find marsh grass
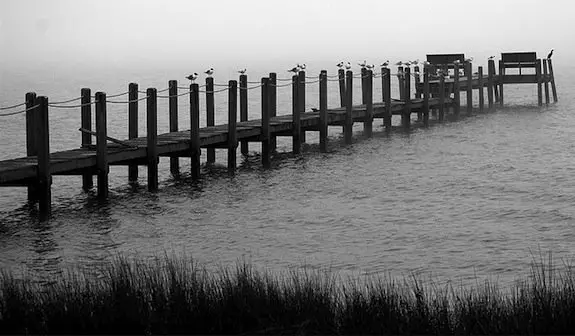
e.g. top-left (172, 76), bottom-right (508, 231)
top-left (1, 253), bottom-right (575, 334)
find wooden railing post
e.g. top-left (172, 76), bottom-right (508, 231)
top-left (438, 74), bottom-right (445, 122)
top-left (25, 92), bottom-right (38, 201)
top-left (146, 88), bottom-right (158, 192)
top-left (36, 96), bottom-right (51, 218)
top-left (261, 77), bottom-right (270, 168)
top-left (95, 92), bottom-right (108, 199)
top-left (498, 60), bottom-right (504, 106)
top-left (338, 68), bottom-right (346, 107)
top-left (345, 70), bottom-right (353, 144)
top-left (206, 77), bottom-right (215, 164)
top-left (365, 69), bottom-right (373, 137)
top-left (361, 67), bottom-right (367, 105)
top-left (402, 67), bottom-right (411, 128)
top-left (542, 59), bottom-right (550, 105)
top-left (79, 88), bottom-right (93, 191)
top-left (190, 84), bottom-right (201, 180)
top-left (548, 59), bottom-right (558, 102)
top-left (168, 80), bottom-right (179, 177)
top-left (397, 66), bottom-right (405, 100)
top-left (298, 70), bottom-right (306, 143)
top-left (478, 66), bottom-right (484, 112)
top-left (466, 61), bottom-right (473, 113)
top-left (414, 65), bottom-right (421, 99)
top-left (269, 72), bottom-right (277, 153)
top-left (423, 66), bottom-right (430, 127)
top-left (453, 63), bottom-right (461, 116)
top-left (487, 61), bottom-right (494, 111)
top-left (239, 74), bottom-right (249, 155)
top-left (383, 67), bottom-right (392, 129)
top-left (536, 59), bottom-right (543, 106)
top-left (228, 80), bottom-right (238, 175)
top-left (319, 70), bottom-right (328, 152)
top-left (128, 83), bottom-right (139, 182)
top-left (292, 75), bottom-right (301, 155)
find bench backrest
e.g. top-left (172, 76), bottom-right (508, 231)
top-left (501, 52), bottom-right (537, 68)
top-left (426, 53), bottom-right (465, 68)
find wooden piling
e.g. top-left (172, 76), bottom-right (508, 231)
top-left (168, 80), bottom-right (179, 177)
top-left (383, 67), bottom-right (392, 129)
top-left (345, 70), bottom-right (353, 144)
top-left (338, 69), bottom-right (345, 107)
top-left (466, 61), bottom-right (473, 113)
top-left (190, 84), bottom-right (201, 180)
top-left (498, 60), bottom-right (504, 106)
top-left (365, 69), bottom-right (373, 137)
top-left (228, 80), bottom-right (238, 175)
top-left (488, 59), bottom-right (498, 103)
top-left (298, 71), bottom-right (306, 143)
top-left (438, 74), bottom-right (445, 122)
top-left (478, 66), bottom-right (484, 112)
top-left (397, 66), bottom-right (405, 100)
top-left (319, 70), bottom-right (328, 152)
top-left (361, 67), bottom-right (367, 105)
top-left (261, 77), bottom-right (271, 168)
top-left (414, 66), bottom-right (421, 99)
top-left (548, 59), bottom-right (558, 102)
top-left (239, 74), bottom-right (249, 155)
top-left (128, 83), bottom-right (139, 182)
top-left (146, 88), bottom-right (158, 192)
top-left (422, 66), bottom-right (430, 127)
top-left (487, 62), bottom-right (494, 111)
top-left (95, 92), bottom-right (108, 199)
top-left (269, 72), bottom-right (277, 153)
top-left (206, 77), bottom-right (215, 164)
top-left (78, 88), bottom-right (93, 191)
top-left (453, 63), bottom-right (461, 116)
top-left (536, 59), bottom-right (543, 107)
top-left (36, 96), bottom-right (51, 217)
top-left (25, 92), bottom-right (38, 201)
top-left (402, 67), bottom-right (411, 128)
top-left (292, 75), bottom-right (301, 154)
top-left (543, 59), bottom-right (550, 105)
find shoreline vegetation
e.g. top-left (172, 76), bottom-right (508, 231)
top-left (1, 253), bottom-right (575, 334)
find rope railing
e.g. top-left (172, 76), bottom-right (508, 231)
top-left (0, 104), bottom-right (39, 117)
top-left (50, 96), bottom-right (82, 105)
top-left (0, 101), bottom-right (27, 111)
top-left (105, 91), bottom-right (130, 99)
top-left (107, 96), bottom-right (149, 104)
top-left (49, 101), bottom-right (98, 109)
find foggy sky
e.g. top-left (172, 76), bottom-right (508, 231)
top-left (0, 0), bottom-right (573, 70)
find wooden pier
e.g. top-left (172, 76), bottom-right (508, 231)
top-left (0, 52), bottom-right (558, 218)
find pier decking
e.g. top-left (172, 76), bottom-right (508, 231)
top-left (0, 52), bottom-right (558, 218)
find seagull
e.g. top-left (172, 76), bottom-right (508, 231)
top-left (395, 61), bottom-right (403, 66)
top-left (288, 66), bottom-right (300, 74)
top-left (297, 63), bottom-right (307, 70)
top-left (204, 68), bottom-right (214, 76)
top-left (185, 73), bottom-right (199, 82)
top-left (547, 49), bottom-right (554, 59)
top-left (366, 64), bottom-right (375, 70)
top-left (345, 62), bottom-right (352, 70)
top-left (403, 61), bottom-right (412, 67)
top-left (488, 55), bottom-right (495, 60)
top-left (380, 60), bottom-right (390, 67)
top-left (422, 60), bottom-right (430, 66)
top-left (411, 59), bottom-right (419, 65)
top-left (358, 60), bottom-right (367, 68)
top-left (238, 68), bottom-right (247, 74)
top-left (336, 61), bottom-right (345, 69)
top-left (465, 57), bottom-right (474, 63)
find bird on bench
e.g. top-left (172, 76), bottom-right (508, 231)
top-left (547, 49), bottom-right (554, 59)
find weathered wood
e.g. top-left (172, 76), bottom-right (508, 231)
top-left (190, 84), bottom-right (201, 180)
top-left (548, 59), bottom-right (558, 102)
top-left (414, 66), bottom-right (421, 99)
top-left (466, 61), bottom-right (472, 113)
top-left (298, 71), bottom-right (306, 143)
top-left (397, 66), bottom-right (405, 100)
top-left (239, 74), bottom-right (249, 155)
top-left (498, 60), bottom-right (504, 105)
top-left (292, 75), bottom-right (301, 154)
top-left (206, 77), bottom-right (215, 164)
top-left (147, 88), bottom-right (158, 192)
top-left (168, 80), bottom-right (179, 176)
top-left (453, 63), bottom-right (460, 116)
top-left (95, 92), bottom-right (108, 199)
top-left (487, 61), bottom-right (494, 110)
top-left (438, 74), bottom-right (445, 122)
top-left (361, 67), bottom-right (367, 105)
top-left (36, 96), bottom-right (51, 217)
top-left (228, 80), bottom-right (238, 175)
top-left (383, 67), bottom-right (392, 129)
top-left (423, 66), bottom-right (430, 127)
top-left (79, 88), bottom-right (93, 191)
top-left (402, 67), bottom-right (411, 128)
top-left (261, 77), bottom-right (270, 168)
top-left (338, 68), bottom-right (345, 107)
top-left (537, 59), bottom-right (543, 106)
top-left (269, 72), bottom-right (277, 152)
top-left (79, 128), bottom-right (135, 148)
top-left (365, 69), bottom-right (373, 137)
top-left (478, 66), bottom-right (484, 112)
top-left (319, 70), bottom-right (328, 152)
top-left (25, 92), bottom-right (38, 201)
top-left (345, 70), bottom-right (353, 144)
top-left (128, 83), bottom-right (138, 182)
top-left (543, 59), bottom-right (550, 105)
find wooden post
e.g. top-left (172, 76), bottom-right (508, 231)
top-left (397, 66), bottom-right (405, 100)
top-left (319, 70), bottom-right (328, 152)
top-left (206, 77), bottom-right (215, 164)
top-left (190, 84), bottom-right (201, 180)
top-left (36, 96), bottom-right (51, 218)
top-left (79, 88), bottom-right (93, 191)
top-left (261, 77), bottom-right (270, 168)
top-left (478, 66), bottom-right (484, 112)
top-left (146, 88), bottom-right (158, 192)
top-left (365, 69), bottom-right (373, 137)
top-left (489, 60), bottom-right (499, 102)
top-left (548, 59), bottom-right (558, 102)
top-left (292, 75), bottom-right (301, 154)
top-left (423, 66), bottom-right (429, 127)
top-left (128, 83), bottom-right (139, 182)
top-left (383, 67), bottom-right (392, 129)
top-left (438, 74), bottom-right (445, 122)
top-left (402, 67), bottom-right (411, 128)
top-left (487, 62), bottom-right (494, 111)
top-left (239, 74), bottom-right (249, 155)
top-left (95, 92), bottom-right (108, 199)
top-left (228, 80), bottom-right (238, 175)
top-left (269, 72), bottom-right (277, 153)
top-left (298, 71), bottom-right (306, 143)
top-left (453, 63), bottom-right (461, 116)
top-left (345, 70), bottom-right (353, 144)
top-left (536, 59), bottom-right (543, 106)
top-left (414, 66), bottom-right (421, 98)
top-left (361, 67), bottom-right (367, 105)
top-left (25, 92), bottom-right (38, 201)
top-left (498, 60), bottom-right (504, 106)
top-left (338, 69), bottom-right (346, 107)
top-left (168, 80), bottom-right (179, 177)
top-left (542, 59), bottom-right (550, 105)
top-left (466, 61), bottom-right (472, 113)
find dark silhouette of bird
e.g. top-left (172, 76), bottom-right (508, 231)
top-left (337, 61), bottom-right (345, 69)
top-left (186, 73), bottom-right (199, 82)
top-left (488, 55), bottom-right (495, 60)
top-left (204, 68), bottom-right (214, 76)
top-left (288, 66), bottom-right (299, 74)
top-left (547, 49), bottom-right (554, 59)
top-left (358, 60), bottom-right (367, 68)
top-left (380, 60), bottom-right (390, 68)
top-left (345, 62), bottom-right (352, 70)
top-left (238, 68), bottom-right (247, 74)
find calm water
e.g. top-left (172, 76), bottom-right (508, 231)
top-left (1, 61), bottom-right (574, 287)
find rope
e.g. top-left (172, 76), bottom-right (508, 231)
top-left (276, 78), bottom-right (293, 82)
top-left (157, 90), bottom-right (193, 99)
top-left (0, 104), bottom-right (39, 116)
top-left (241, 83), bottom-right (264, 91)
top-left (269, 81), bottom-right (295, 88)
top-left (0, 101), bottom-right (27, 110)
top-left (47, 96), bottom-right (81, 105)
top-left (202, 86), bottom-right (229, 94)
top-left (49, 101), bottom-right (97, 108)
top-left (107, 96), bottom-right (149, 104)
top-left (105, 91), bottom-right (130, 99)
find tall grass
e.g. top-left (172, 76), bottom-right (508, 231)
top-left (1, 253), bottom-right (575, 334)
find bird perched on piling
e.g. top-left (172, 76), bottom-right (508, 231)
top-left (204, 68), bottom-right (214, 76)
top-left (288, 66), bottom-right (300, 74)
top-left (337, 61), bottom-right (345, 69)
top-left (297, 63), bottom-right (307, 70)
top-left (395, 61), bottom-right (403, 66)
top-left (238, 68), bottom-right (247, 75)
top-left (547, 49), bottom-right (554, 59)
top-left (366, 64), bottom-right (375, 70)
top-left (345, 62), bottom-right (352, 70)
top-left (380, 60), bottom-right (390, 68)
top-left (465, 57), bottom-right (474, 63)
top-left (186, 73), bottom-right (199, 83)
top-left (358, 60), bottom-right (367, 68)
top-left (488, 55), bottom-right (495, 60)
top-left (411, 59), bottom-right (419, 65)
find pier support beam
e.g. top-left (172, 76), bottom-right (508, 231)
top-left (95, 92), bottom-right (108, 199)
top-left (239, 74), bottom-right (249, 155)
top-left (25, 92), bottom-right (38, 201)
top-left (487, 62), bottom-right (494, 111)
top-left (128, 83), bottom-right (139, 182)
top-left (402, 67), bottom-right (411, 128)
top-left (543, 59), bottom-right (550, 105)
top-left (344, 70), bottom-right (353, 144)
top-left (147, 88), bottom-right (158, 192)
top-left (536, 59), bottom-right (543, 107)
top-left (382, 67), bottom-right (392, 130)
top-left (206, 77), bottom-right (215, 165)
top-left (169, 80), bottom-right (179, 177)
top-left (338, 69), bottom-right (345, 107)
top-left (478, 66), bottom-right (484, 112)
top-left (319, 70), bottom-right (328, 152)
top-left (80, 88), bottom-right (93, 191)
top-left (292, 75), bottom-right (301, 154)
top-left (498, 60), bottom-right (504, 106)
top-left (298, 71), bottom-right (306, 144)
top-left (36, 96), bottom-right (51, 218)
top-left (438, 74), bottom-right (445, 122)
top-left (453, 63), bottom-right (461, 116)
top-left (364, 69), bottom-right (373, 137)
top-left (261, 77), bottom-right (271, 168)
top-left (190, 84), bottom-right (201, 180)
top-left (228, 80), bottom-right (238, 175)
top-left (423, 66), bottom-right (430, 127)
top-left (269, 72), bottom-right (277, 153)
top-left (466, 61), bottom-right (473, 113)
top-left (548, 59), bottom-right (558, 102)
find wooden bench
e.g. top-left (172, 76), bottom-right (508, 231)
top-left (500, 52), bottom-right (537, 75)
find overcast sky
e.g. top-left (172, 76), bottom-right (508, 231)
top-left (0, 0), bottom-right (573, 71)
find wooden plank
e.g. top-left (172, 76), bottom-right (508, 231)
top-left (426, 53), bottom-right (465, 68)
top-left (128, 83), bottom-right (139, 182)
top-left (498, 60), bottom-right (504, 105)
top-left (537, 59), bottom-right (543, 106)
top-left (501, 52), bottom-right (536, 64)
top-left (542, 59), bottom-right (549, 105)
